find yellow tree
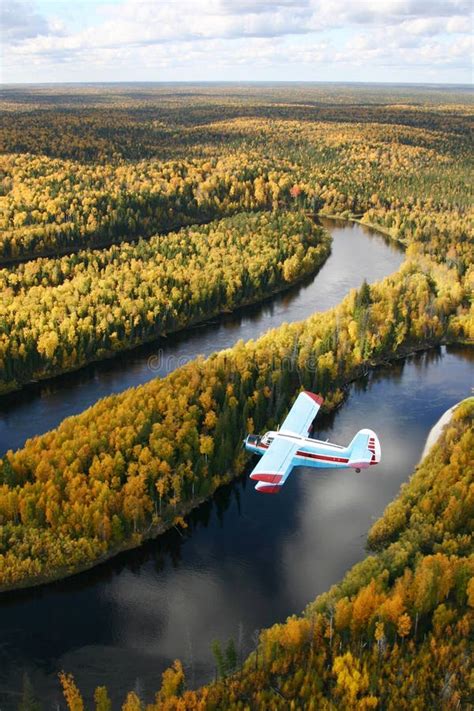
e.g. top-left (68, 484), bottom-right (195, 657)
top-left (59, 672), bottom-right (84, 711)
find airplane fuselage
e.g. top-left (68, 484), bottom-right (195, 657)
top-left (245, 429), bottom-right (379, 469)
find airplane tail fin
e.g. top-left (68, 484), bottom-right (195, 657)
top-left (347, 428), bottom-right (381, 470)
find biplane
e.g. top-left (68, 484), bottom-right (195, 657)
top-left (244, 391), bottom-right (381, 493)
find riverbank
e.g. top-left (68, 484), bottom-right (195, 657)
top-left (0, 264), bottom-right (328, 397)
top-left (1, 347), bottom-right (472, 710)
top-left (0, 487), bottom-right (227, 594)
top-left (317, 212), bottom-right (406, 246)
top-left (420, 397), bottom-right (471, 461)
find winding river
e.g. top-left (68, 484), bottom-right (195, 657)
top-left (0, 219), bottom-right (402, 457)
top-left (0, 221), bottom-right (472, 708)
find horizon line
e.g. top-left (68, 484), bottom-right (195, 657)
top-left (1, 80), bottom-right (473, 89)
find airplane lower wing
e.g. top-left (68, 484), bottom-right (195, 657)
top-left (249, 437), bottom-right (299, 493)
top-left (280, 391), bottom-right (323, 436)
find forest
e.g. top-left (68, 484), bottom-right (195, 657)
top-left (0, 211), bottom-right (329, 391)
top-left (57, 396), bottom-right (474, 709)
top-left (0, 84), bottom-right (472, 708)
top-left (0, 152), bottom-right (300, 262)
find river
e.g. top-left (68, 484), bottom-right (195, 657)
top-left (0, 222), bottom-right (471, 708)
top-left (0, 219), bottom-right (402, 457)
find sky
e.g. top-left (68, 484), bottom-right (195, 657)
top-left (1, 0), bottom-right (473, 84)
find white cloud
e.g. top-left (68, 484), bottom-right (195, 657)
top-left (399, 14), bottom-right (472, 35)
top-left (2, 0), bottom-right (472, 82)
top-left (0, 0), bottom-right (64, 41)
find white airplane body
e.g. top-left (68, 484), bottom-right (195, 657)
top-left (244, 391), bottom-right (381, 493)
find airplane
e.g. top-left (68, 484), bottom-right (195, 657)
top-left (244, 390), bottom-right (381, 493)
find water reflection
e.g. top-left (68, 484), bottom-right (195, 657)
top-left (0, 346), bottom-right (472, 708)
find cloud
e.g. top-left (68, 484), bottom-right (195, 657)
top-left (95, 0), bottom-right (314, 45)
top-left (7, 0), bottom-right (473, 49)
top-left (395, 14), bottom-right (471, 36)
top-left (334, 0), bottom-right (472, 24)
top-left (219, 0), bottom-right (311, 14)
top-left (2, 0), bottom-right (472, 82)
top-left (1, 0), bottom-right (49, 40)
top-left (342, 31), bottom-right (472, 69)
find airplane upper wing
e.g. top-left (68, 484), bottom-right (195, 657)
top-left (249, 437), bottom-right (299, 493)
top-left (280, 391), bottom-right (323, 436)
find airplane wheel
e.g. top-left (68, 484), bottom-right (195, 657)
top-left (355, 468), bottom-right (361, 473)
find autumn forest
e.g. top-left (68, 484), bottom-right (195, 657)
top-left (0, 83), bottom-right (472, 709)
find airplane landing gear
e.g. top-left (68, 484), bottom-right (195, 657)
top-left (355, 468), bottom-right (361, 473)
